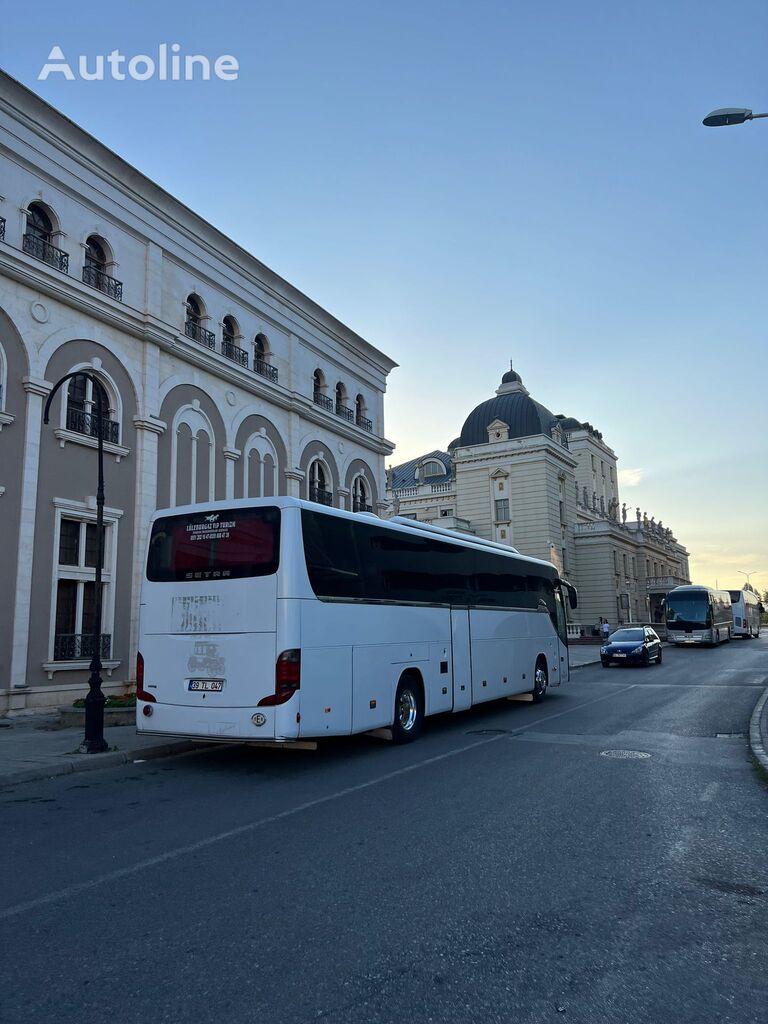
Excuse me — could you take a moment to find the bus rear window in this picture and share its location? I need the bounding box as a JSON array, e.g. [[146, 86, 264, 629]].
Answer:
[[147, 507, 280, 581]]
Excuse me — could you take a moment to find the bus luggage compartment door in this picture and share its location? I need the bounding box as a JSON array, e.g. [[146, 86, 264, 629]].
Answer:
[[450, 607, 472, 713]]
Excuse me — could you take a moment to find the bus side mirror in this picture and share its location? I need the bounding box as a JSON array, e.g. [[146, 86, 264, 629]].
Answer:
[[560, 580, 578, 610]]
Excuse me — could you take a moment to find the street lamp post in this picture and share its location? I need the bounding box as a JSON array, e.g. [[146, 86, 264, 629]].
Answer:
[[702, 107, 768, 127], [737, 570, 761, 591], [43, 371, 109, 754]]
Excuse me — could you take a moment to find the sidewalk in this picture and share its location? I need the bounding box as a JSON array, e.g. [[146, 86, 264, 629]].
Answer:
[[568, 645, 603, 669], [0, 714, 199, 788]]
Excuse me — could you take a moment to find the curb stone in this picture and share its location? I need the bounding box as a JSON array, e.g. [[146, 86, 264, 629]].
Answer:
[[0, 739, 204, 790], [748, 685, 768, 774]]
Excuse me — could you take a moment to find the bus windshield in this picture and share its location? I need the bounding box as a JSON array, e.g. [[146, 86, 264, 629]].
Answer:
[[666, 594, 711, 629], [147, 506, 280, 582]]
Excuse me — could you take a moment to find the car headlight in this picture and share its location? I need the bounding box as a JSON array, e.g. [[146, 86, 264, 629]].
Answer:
[[631, 646, 643, 655], [600, 646, 607, 653]]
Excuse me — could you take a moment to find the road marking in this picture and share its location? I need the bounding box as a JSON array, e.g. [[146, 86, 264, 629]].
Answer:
[[0, 684, 635, 922]]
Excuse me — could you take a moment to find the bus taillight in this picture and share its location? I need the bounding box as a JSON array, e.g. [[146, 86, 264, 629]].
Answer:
[[258, 649, 301, 706], [136, 651, 156, 703]]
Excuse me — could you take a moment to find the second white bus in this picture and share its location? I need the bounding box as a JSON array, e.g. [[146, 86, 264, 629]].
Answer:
[[729, 589, 762, 639], [137, 498, 577, 745], [665, 585, 733, 645]]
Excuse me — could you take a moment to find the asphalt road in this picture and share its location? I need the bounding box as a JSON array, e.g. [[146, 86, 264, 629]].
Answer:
[[2, 637, 767, 1024]]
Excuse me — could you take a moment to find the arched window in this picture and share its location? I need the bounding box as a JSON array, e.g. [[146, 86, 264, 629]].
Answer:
[[221, 316, 246, 366], [422, 459, 445, 479], [82, 236, 122, 300], [313, 370, 331, 411], [254, 333, 267, 362], [24, 203, 68, 272], [26, 203, 53, 245], [185, 294, 214, 349], [243, 433, 278, 499], [308, 459, 332, 506], [222, 315, 238, 345], [170, 404, 216, 506], [355, 393, 371, 431], [66, 375, 119, 443], [352, 475, 371, 513], [335, 382, 346, 413], [84, 236, 107, 273]]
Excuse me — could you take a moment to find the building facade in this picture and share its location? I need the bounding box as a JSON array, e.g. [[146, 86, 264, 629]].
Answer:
[[386, 366, 690, 630], [0, 74, 395, 712]]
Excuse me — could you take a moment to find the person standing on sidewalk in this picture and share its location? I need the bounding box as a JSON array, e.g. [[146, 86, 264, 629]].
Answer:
[[601, 619, 611, 642]]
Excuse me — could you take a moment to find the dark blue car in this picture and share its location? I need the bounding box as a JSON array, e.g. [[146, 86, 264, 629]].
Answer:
[[601, 627, 663, 667]]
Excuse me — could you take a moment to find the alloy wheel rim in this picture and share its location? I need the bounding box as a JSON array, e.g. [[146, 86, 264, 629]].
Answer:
[[398, 689, 417, 730]]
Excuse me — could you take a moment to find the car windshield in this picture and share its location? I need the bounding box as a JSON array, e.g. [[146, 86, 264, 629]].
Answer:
[[609, 629, 644, 643]]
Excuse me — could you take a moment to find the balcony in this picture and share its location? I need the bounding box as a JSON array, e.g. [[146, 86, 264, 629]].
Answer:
[[66, 406, 120, 444], [254, 357, 279, 383], [336, 404, 355, 424], [0, 217, 5, 242], [313, 391, 334, 412], [355, 413, 373, 432], [222, 338, 249, 368], [82, 264, 123, 301], [185, 319, 216, 349], [309, 485, 333, 506], [22, 233, 69, 273], [54, 633, 112, 661], [353, 499, 373, 513]]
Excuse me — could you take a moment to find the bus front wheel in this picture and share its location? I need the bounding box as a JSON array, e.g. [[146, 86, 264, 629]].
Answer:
[[531, 658, 548, 703], [392, 674, 424, 744]]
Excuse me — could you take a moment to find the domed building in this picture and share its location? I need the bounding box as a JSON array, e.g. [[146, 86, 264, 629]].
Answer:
[[386, 364, 691, 629]]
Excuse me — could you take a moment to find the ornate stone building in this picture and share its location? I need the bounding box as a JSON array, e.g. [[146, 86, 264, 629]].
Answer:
[[0, 73, 395, 711], [386, 366, 690, 629]]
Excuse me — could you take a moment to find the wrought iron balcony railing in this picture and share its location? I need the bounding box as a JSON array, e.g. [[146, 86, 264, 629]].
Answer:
[[222, 338, 249, 368], [353, 499, 373, 513], [0, 217, 5, 242], [254, 357, 279, 383], [355, 414, 373, 432], [185, 319, 216, 349], [82, 264, 123, 301], [336, 404, 355, 423], [23, 233, 69, 273], [54, 633, 112, 661], [66, 406, 120, 444], [309, 485, 333, 506], [313, 391, 334, 412]]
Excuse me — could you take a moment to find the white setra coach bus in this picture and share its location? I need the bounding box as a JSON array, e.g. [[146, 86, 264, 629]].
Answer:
[[136, 498, 577, 746], [728, 589, 762, 639]]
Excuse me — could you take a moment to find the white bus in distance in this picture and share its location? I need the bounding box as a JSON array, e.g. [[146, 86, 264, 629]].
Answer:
[[137, 498, 578, 746], [665, 584, 733, 645], [729, 589, 762, 639]]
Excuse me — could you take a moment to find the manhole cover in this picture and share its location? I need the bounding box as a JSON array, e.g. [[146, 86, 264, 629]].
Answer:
[[600, 749, 651, 760]]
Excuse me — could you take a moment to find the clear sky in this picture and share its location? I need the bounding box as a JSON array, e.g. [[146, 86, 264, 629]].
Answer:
[[2, 0, 766, 591]]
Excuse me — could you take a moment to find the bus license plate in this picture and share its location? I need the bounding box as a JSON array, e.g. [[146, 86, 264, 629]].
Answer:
[[188, 679, 224, 692]]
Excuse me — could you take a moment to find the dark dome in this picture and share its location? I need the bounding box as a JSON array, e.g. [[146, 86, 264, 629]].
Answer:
[[458, 392, 558, 446], [556, 415, 583, 431], [447, 437, 461, 450], [501, 368, 522, 385]]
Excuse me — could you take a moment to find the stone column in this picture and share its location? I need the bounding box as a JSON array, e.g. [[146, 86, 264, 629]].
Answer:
[[223, 447, 240, 499], [9, 377, 51, 695], [337, 486, 350, 511], [284, 468, 304, 498], [128, 416, 166, 673]]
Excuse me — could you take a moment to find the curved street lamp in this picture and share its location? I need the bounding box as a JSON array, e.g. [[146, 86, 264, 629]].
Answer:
[[43, 371, 109, 754], [702, 107, 768, 127], [737, 569, 761, 590]]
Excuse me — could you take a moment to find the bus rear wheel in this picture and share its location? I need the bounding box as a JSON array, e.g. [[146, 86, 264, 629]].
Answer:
[[392, 674, 423, 744], [531, 659, 548, 703]]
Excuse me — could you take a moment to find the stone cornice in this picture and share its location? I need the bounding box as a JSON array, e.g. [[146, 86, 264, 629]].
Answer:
[[22, 375, 52, 397], [132, 415, 166, 435]]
